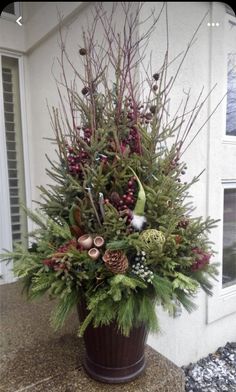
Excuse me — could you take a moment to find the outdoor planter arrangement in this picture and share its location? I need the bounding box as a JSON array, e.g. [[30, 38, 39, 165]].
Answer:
[[1, 3, 219, 384]]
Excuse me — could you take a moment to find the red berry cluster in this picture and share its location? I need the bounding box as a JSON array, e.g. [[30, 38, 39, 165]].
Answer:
[[106, 177, 137, 225], [67, 147, 89, 177], [191, 247, 212, 271], [121, 98, 144, 154], [121, 177, 137, 210], [81, 126, 92, 144], [66, 127, 92, 177]]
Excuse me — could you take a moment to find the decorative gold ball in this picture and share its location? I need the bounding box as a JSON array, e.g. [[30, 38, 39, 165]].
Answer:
[[140, 229, 165, 251]]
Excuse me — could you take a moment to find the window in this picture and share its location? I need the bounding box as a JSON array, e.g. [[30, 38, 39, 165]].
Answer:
[[226, 19, 236, 136], [1, 55, 27, 247], [207, 8, 236, 323], [222, 188, 236, 287], [226, 54, 236, 135]]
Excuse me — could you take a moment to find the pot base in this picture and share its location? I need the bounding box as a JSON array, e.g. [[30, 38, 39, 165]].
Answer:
[[83, 353, 146, 384]]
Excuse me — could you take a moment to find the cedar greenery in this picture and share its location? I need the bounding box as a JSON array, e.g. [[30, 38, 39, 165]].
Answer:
[[1, 3, 219, 337]]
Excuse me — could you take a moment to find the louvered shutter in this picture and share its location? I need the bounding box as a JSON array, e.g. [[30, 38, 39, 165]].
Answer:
[[1, 56, 27, 246]]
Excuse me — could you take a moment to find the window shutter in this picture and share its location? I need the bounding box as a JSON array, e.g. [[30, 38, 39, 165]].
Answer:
[[2, 56, 27, 245]]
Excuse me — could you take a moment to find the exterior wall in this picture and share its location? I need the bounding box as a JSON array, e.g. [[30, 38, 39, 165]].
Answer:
[[141, 2, 236, 366], [0, 1, 236, 366]]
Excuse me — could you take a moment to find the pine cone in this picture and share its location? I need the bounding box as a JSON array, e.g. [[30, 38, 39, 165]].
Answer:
[[103, 250, 129, 274]]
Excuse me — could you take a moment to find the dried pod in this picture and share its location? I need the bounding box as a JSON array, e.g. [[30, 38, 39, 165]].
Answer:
[[79, 48, 87, 56], [69, 225, 83, 238], [110, 191, 121, 205], [81, 86, 89, 95], [153, 73, 160, 81], [78, 234, 93, 250], [93, 236, 105, 248], [150, 105, 157, 114], [145, 113, 152, 121], [88, 248, 100, 260]]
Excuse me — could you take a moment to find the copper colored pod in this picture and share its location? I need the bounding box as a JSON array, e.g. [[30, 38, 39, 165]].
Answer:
[[78, 234, 93, 250], [70, 225, 83, 238], [93, 236, 105, 248], [88, 248, 100, 260]]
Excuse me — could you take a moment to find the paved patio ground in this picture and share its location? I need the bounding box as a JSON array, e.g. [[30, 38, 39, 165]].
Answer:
[[0, 282, 185, 392]]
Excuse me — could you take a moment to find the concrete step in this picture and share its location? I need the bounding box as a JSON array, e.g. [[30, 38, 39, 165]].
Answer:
[[0, 282, 185, 392]]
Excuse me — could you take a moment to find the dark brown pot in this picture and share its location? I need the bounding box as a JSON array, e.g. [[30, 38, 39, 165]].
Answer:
[[77, 300, 148, 383]]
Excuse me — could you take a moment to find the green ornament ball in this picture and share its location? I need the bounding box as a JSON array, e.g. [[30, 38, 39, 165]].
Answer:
[[140, 229, 165, 251]]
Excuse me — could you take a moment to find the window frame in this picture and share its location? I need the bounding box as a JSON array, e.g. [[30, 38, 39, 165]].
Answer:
[[0, 50, 32, 283], [221, 13, 236, 298], [223, 13, 236, 143], [207, 5, 236, 323], [207, 181, 236, 323], [221, 180, 236, 292]]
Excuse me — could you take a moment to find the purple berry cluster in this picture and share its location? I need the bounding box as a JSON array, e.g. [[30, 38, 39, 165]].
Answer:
[[121, 98, 144, 154], [66, 127, 92, 177], [106, 177, 137, 225], [191, 247, 212, 271]]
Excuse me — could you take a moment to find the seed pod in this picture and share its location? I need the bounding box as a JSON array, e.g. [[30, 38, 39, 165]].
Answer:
[[88, 248, 100, 260], [153, 73, 160, 81], [79, 48, 87, 56], [150, 105, 157, 114], [145, 112, 153, 121], [93, 236, 105, 248], [78, 234, 93, 250], [81, 86, 89, 95]]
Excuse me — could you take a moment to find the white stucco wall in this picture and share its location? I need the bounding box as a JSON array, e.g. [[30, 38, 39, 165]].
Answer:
[[1, 1, 236, 366], [140, 1, 236, 366]]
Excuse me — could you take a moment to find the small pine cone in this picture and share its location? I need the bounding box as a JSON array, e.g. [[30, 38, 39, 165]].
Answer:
[[110, 191, 121, 205], [103, 250, 129, 274]]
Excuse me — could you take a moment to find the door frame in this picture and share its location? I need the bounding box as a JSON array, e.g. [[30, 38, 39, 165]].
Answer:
[[0, 50, 32, 283], [206, 5, 236, 322]]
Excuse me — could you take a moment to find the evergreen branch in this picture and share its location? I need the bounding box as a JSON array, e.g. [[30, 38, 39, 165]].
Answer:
[[50, 289, 79, 330]]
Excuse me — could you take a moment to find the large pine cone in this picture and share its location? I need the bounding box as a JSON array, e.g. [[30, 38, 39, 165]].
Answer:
[[102, 250, 129, 274]]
